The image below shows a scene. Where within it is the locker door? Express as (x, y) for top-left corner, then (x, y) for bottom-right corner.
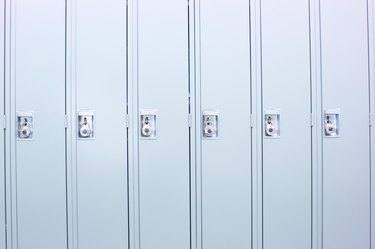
(135, 1), (190, 249)
(10, 0), (67, 248)
(261, 0), (312, 248)
(0, 0), (4, 247)
(74, 1), (128, 249)
(320, 1), (371, 248)
(197, 0), (252, 248)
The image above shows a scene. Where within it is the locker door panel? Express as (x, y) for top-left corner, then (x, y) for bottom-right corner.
(12, 0), (67, 248)
(199, 0), (252, 248)
(137, 1), (190, 249)
(261, 0), (312, 248)
(75, 1), (128, 248)
(0, 0), (4, 247)
(320, 1), (371, 248)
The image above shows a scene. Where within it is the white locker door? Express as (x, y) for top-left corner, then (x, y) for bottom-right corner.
(135, 0), (190, 249)
(75, 1), (128, 248)
(261, 0), (312, 248)
(198, 0), (252, 248)
(320, 1), (371, 248)
(0, 0), (4, 248)
(10, 0), (67, 248)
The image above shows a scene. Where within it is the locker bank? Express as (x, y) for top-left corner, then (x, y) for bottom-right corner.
(0, 0), (374, 249)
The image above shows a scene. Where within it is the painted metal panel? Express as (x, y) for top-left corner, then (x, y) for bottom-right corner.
(198, 1), (252, 248)
(75, 1), (128, 248)
(136, 1), (190, 248)
(0, 0), (5, 248)
(370, 0), (375, 247)
(11, 0), (67, 248)
(320, 1), (371, 248)
(309, 0), (324, 248)
(261, 0), (312, 248)
(249, 1), (264, 248)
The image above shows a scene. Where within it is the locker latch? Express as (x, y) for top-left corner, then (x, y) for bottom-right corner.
(202, 110), (219, 139)
(264, 110), (280, 138)
(140, 109), (157, 139)
(324, 109), (340, 137)
(17, 112), (33, 139)
(78, 111), (94, 139)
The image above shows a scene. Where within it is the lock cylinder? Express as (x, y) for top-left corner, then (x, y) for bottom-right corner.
(141, 123), (153, 137)
(325, 123), (336, 136)
(204, 124), (216, 137)
(265, 123), (276, 137)
(80, 124), (92, 138)
(19, 124), (31, 138)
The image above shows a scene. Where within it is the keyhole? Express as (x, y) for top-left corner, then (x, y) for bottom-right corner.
(267, 116), (272, 124)
(326, 116), (331, 124)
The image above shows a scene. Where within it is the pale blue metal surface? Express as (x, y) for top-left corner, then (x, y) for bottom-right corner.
(249, 1), (264, 248)
(10, 0), (67, 248)
(196, 0), (252, 249)
(320, 0), (371, 248)
(369, 1), (375, 247)
(0, 0), (5, 248)
(135, 0), (190, 249)
(0, 1), (373, 249)
(261, 0), (312, 248)
(309, 0), (324, 248)
(74, 0), (128, 248)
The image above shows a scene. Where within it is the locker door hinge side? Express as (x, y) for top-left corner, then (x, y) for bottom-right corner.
(2, 115), (5, 129)
(126, 114), (129, 128)
(188, 113), (192, 127)
(370, 113), (374, 127)
(310, 113), (315, 127)
(64, 115), (69, 129)
(250, 114), (255, 128)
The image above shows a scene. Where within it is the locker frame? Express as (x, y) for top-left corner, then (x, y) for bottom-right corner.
(4, 0), (10, 247)
(65, 0), (77, 248)
(0, 0), (5, 247)
(368, 0), (375, 246)
(190, 0), (201, 247)
(188, 1), (197, 249)
(249, 0), (263, 248)
(4, 0), (18, 246)
(309, 0), (323, 248)
(127, 0), (140, 248)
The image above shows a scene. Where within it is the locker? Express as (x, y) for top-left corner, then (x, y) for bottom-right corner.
(8, 0), (67, 248)
(71, 0), (128, 248)
(129, 0), (190, 248)
(0, 0), (5, 248)
(261, 0), (312, 249)
(320, 0), (371, 248)
(195, 0), (252, 248)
